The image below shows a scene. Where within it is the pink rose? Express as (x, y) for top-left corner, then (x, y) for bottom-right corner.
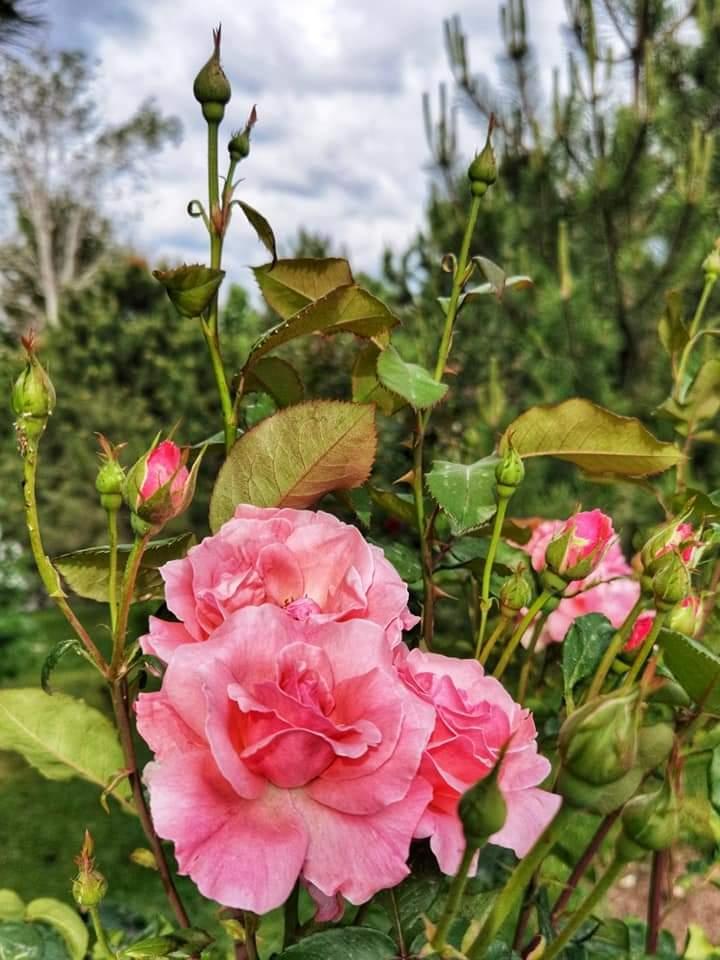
(395, 648), (561, 873)
(545, 509), (615, 581)
(624, 610), (655, 653)
(141, 505), (417, 661)
(126, 439), (193, 530)
(136, 606), (434, 914)
(522, 519), (640, 646)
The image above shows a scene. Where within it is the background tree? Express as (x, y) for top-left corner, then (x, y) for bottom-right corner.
(0, 1), (42, 46)
(0, 48), (181, 330)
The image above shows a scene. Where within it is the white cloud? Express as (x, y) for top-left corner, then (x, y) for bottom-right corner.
(42, 0), (568, 284)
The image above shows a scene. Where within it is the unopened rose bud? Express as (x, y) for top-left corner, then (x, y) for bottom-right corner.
(468, 117), (497, 197)
(559, 688), (640, 786)
(557, 765), (644, 815)
(652, 552), (691, 611)
(12, 333), (56, 443)
(125, 438), (200, 533)
(641, 516), (699, 576)
(153, 264), (225, 319)
(495, 444), (525, 498)
(545, 509), (615, 582)
(95, 435), (125, 512)
(636, 722), (675, 771)
(624, 610), (654, 654)
(72, 831), (108, 908)
(617, 779), (680, 862)
(499, 568), (533, 619)
(119, 937), (176, 959)
(458, 757), (507, 848)
(193, 26), (231, 122)
(228, 105), (257, 163)
(668, 594), (700, 635)
(703, 240), (720, 280)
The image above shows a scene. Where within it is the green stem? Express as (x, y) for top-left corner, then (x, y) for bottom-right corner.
(22, 444), (106, 673)
(478, 614), (511, 665)
(433, 194), (482, 382)
(88, 905), (113, 959)
(282, 884), (299, 950)
(107, 508), (119, 633)
(466, 807), (570, 959)
(542, 858), (625, 960)
(432, 843), (478, 953)
(517, 614), (546, 705)
(204, 117), (237, 455)
(110, 680), (190, 928)
(243, 913), (259, 960)
(585, 595), (645, 702)
(493, 589), (553, 682)
(622, 609), (667, 689)
(476, 496), (510, 656)
(111, 533), (149, 676)
(413, 417), (435, 651)
(675, 274), (717, 393)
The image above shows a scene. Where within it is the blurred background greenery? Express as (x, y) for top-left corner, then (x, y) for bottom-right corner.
(3, 0), (720, 938)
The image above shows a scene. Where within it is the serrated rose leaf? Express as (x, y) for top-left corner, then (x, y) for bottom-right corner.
(426, 457), (499, 534)
(504, 398), (683, 477)
(253, 257), (353, 319)
(376, 344), (448, 410)
(209, 402), (377, 531)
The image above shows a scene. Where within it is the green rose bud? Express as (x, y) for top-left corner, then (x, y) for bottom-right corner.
(636, 722), (675, 771)
(495, 443), (525, 498)
(72, 831), (107, 909)
(12, 333), (56, 443)
(668, 595), (699, 636)
(95, 434), (126, 512)
(228, 105), (257, 162)
(499, 568), (533, 619)
(703, 240), (720, 280)
(458, 757), (508, 848)
(468, 116), (497, 197)
(193, 26), (232, 122)
(640, 514), (697, 576)
(153, 264), (225, 318)
(617, 779), (680, 862)
(557, 765), (644, 815)
(559, 688), (641, 786)
(651, 552), (691, 611)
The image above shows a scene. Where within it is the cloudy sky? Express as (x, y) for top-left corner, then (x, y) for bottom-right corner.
(39, 0), (568, 280)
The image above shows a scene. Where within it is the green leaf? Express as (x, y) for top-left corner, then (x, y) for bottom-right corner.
(243, 357), (304, 407)
(242, 392), (277, 428)
(54, 533), (196, 603)
(40, 638), (87, 695)
(372, 540), (422, 584)
(235, 201), (277, 264)
(0, 922), (69, 960)
(246, 284), (398, 368)
(504, 398), (684, 477)
(275, 928), (397, 960)
(562, 614), (615, 709)
(658, 289), (688, 358)
(681, 358), (720, 422)
(426, 457), (499, 534)
(366, 487), (417, 527)
(351, 344), (405, 415)
(0, 893), (25, 924)
(0, 689), (132, 806)
(253, 257), (353, 319)
(210, 402), (377, 531)
(25, 901), (87, 960)
(658, 629), (720, 715)
(376, 345), (448, 410)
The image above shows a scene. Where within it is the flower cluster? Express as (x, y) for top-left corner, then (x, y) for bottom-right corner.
(521, 513), (640, 646)
(137, 506), (559, 915)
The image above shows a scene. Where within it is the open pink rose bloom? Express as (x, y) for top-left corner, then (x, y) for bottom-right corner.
(137, 506), (560, 913)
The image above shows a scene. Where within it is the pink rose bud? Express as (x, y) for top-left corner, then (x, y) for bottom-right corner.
(544, 509), (615, 582)
(624, 610), (655, 653)
(125, 439), (199, 533)
(668, 594), (700, 636)
(641, 517), (702, 575)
